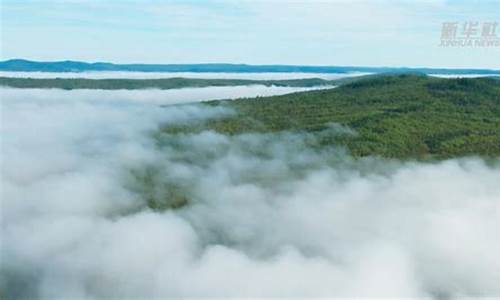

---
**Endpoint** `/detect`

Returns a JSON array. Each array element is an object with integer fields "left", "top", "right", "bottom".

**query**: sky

[{"left": 1, "top": 0, "right": 499, "bottom": 69}]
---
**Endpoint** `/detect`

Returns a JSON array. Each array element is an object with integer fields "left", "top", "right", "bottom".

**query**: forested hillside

[{"left": 164, "top": 74, "right": 500, "bottom": 158}]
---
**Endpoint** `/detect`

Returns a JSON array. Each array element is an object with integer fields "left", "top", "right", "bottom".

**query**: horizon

[{"left": 2, "top": 58, "right": 500, "bottom": 72}]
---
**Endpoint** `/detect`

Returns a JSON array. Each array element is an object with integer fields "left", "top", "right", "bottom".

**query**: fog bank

[
  {"left": 1, "top": 88, "right": 499, "bottom": 298},
  {"left": 0, "top": 71, "right": 369, "bottom": 80},
  {"left": 0, "top": 85, "right": 333, "bottom": 106}
]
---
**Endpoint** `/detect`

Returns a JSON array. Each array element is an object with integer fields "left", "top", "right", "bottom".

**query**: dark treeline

[{"left": 0, "top": 77, "right": 334, "bottom": 89}]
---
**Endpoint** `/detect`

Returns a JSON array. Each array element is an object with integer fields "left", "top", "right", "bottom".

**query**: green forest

[{"left": 164, "top": 74, "right": 500, "bottom": 159}]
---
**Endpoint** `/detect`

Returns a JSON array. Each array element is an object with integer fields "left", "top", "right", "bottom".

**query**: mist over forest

[
  {"left": 2, "top": 80, "right": 500, "bottom": 297},
  {"left": 2, "top": 0, "right": 500, "bottom": 297}
]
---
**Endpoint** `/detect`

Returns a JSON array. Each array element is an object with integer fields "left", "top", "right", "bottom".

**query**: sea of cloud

[
  {"left": 1, "top": 87, "right": 499, "bottom": 298},
  {"left": 0, "top": 85, "right": 332, "bottom": 106},
  {"left": 0, "top": 71, "right": 370, "bottom": 80}
]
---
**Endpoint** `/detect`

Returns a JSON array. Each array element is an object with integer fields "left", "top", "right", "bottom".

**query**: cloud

[
  {"left": 1, "top": 87, "right": 500, "bottom": 298},
  {"left": 0, "top": 85, "right": 332, "bottom": 106},
  {"left": 0, "top": 71, "right": 367, "bottom": 80}
]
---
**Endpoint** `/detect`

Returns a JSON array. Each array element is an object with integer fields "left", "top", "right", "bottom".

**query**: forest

[{"left": 163, "top": 74, "right": 500, "bottom": 159}]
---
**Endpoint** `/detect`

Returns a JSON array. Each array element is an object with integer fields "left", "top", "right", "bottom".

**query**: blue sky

[{"left": 1, "top": 0, "right": 499, "bottom": 68}]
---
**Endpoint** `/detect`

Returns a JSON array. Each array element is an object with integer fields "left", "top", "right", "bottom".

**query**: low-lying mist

[
  {"left": 1, "top": 87, "right": 499, "bottom": 298},
  {"left": 0, "top": 85, "right": 330, "bottom": 106},
  {"left": 0, "top": 71, "right": 369, "bottom": 80}
]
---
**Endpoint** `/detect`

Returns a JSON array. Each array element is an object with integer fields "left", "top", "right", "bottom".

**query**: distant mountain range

[{"left": 1, "top": 59, "right": 499, "bottom": 75}]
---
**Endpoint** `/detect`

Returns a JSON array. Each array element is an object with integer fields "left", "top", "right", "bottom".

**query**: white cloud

[
  {"left": 0, "top": 85, "right": 333, "bottom": 107},
  {"left": 1, "top": 87, "right": 500, "bottom": 298},
  {"left": 0, "top": 71, "right": 367, "bottom": 80}
]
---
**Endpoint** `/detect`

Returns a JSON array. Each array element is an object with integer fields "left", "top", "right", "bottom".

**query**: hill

[
  {"left": 1, "top": 59, "right": 499, "bottom": 75},
  {"left": 164, "top": 74, "right": 500, "bottom": 159}
]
